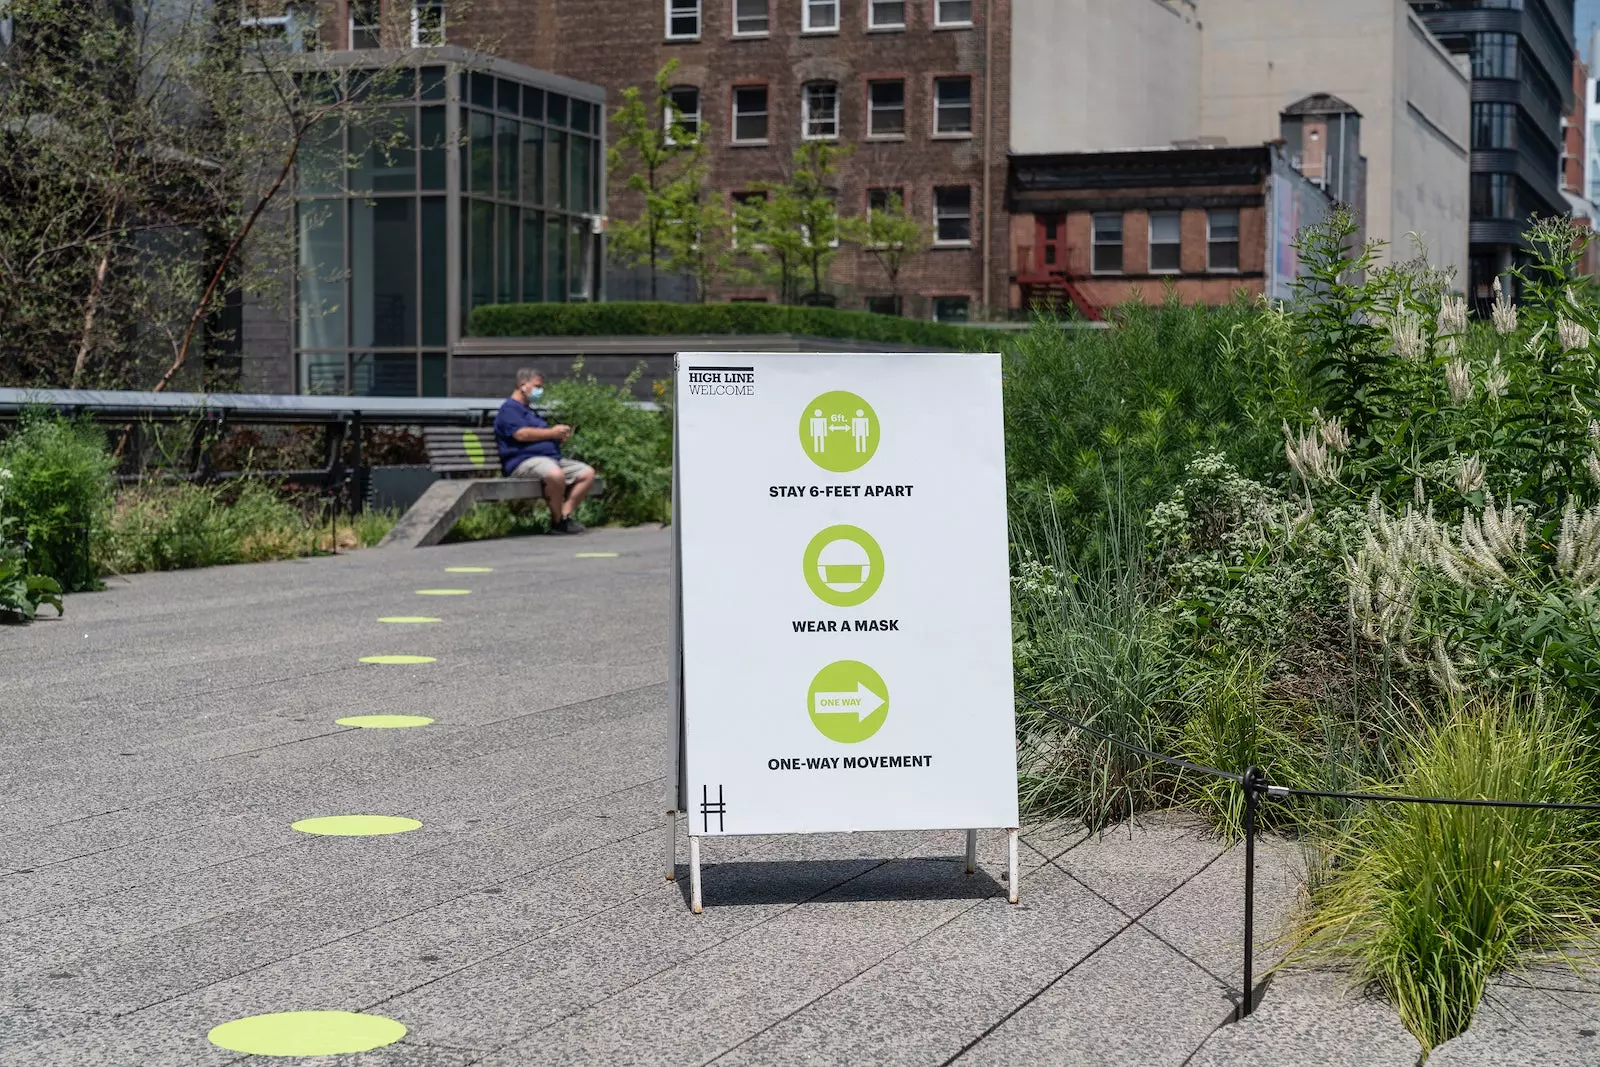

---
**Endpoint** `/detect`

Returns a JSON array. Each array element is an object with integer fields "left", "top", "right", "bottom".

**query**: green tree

[
  {"left": 840, "top": 190, "right": 930, "bottom": 314},
  {"left": 740, "top": 142, "right": 850, "bottom": 304},
  {"left": 606, "top": 59, "right": 696, "bottom": 300},
  {"left": 656, "top": 156, "right": 734, "bottom": 303}
]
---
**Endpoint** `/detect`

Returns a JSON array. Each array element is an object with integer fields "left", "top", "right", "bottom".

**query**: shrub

[
  {"left": 98, "top": 480, "right": 310, "bottom": 573},
  {"left": 1291, "top": 693, "right": 1600, "bottom": 1053},
  {"left": 545, "top": 360, "right": 671, "bottom": 526},
  {"left": 445, "top": 499, "right": 552, "bottom": 542},
  {"left": 0, "top": 410, "right": 115, "bottom": 592},
  {"left": 469, "top": 300, "right": 986, "bottom": 350},
  {"left": 0, "top": 467, "right": 63, "bottom": 621}
]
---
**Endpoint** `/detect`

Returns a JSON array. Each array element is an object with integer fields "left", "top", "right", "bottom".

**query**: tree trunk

[{"left": 71, "top": 244, "right": 113, "bottom": 389}]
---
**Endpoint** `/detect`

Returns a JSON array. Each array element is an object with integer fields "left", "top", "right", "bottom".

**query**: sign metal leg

[
  {"left": 964, "top": 829, "right": 977, "bottom": 874},
  {"left": 689, "top": 836, "right": 703, "bottom": 914},
  {"left": 1007, "top": 828, "right": 1019, "bottom": 904},
  {"left": 664, "top": 809, "right": 677, "bottom": 881}
]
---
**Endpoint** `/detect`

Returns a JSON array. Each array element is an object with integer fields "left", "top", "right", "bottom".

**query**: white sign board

[{"left": 670, "top": 352, "right": 1018, "bottom": 838}]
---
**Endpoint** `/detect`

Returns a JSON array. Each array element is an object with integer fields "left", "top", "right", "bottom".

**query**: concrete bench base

[{"left": 378, "top": 478, "right": 546, "bottom": 549}]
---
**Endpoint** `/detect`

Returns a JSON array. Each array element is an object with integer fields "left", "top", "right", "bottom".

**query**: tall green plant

[
  {"left": 607, "top": 60, "right": 698, "bottom": 299},
  {"left": 0, "top": 410, "right": 114, "bottom": 592},
  {"left": 545, "top": 361, "right": 671, "bottom": 526}
]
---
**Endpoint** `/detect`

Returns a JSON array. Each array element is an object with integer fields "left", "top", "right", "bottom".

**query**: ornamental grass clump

[{"left": 1291, "top": 694, "right": 1600, "bottom": 1054}]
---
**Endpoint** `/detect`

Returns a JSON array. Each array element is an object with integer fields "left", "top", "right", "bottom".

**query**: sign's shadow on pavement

[{"left": 672, "top": 856, "right": 1008, "bottom": 910}]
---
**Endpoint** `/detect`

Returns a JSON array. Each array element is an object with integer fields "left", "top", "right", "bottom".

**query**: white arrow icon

[{"left": 812, "top": 683, "right": 887, "bottom": 722}]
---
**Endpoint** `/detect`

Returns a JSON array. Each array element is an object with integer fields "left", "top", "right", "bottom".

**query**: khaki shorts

[{"left": 511, "top": 456, "right": 591, "bottom": 485}]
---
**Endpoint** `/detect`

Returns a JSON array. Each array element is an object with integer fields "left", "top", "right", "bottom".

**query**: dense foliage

[
  {"left": 468, "top": 300, "right": 986, "bottom": 349},
  {"left": 0, "top": 411, "right": 114, "bottom": 593}
]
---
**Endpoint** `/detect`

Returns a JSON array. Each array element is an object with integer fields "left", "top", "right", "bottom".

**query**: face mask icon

[
  {"left": 817, "top": 536, "right": 872, "bottom": 594},
  {"left": 804, "top": 525, "right": 884, "bottom": 607}
]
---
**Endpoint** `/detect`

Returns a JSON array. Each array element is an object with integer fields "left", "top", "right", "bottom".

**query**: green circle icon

[
  {"left": 803, "top": 525, "right": 885, "bottom": 607},
  {"left": 799, "top": 391, "right": 879, "bottom": 472},
  {"left": 808, "top": 660, "right": 890, "bottom": 744}
]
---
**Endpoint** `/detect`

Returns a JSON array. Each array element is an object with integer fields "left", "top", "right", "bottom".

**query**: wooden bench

[{"left": 377, "top": 426, "right": 600, "bottom": 549}]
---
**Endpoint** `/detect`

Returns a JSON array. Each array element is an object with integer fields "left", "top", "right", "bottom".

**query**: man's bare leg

[
  {"left": 543, "top": 467, "right": 566, "bottom": 522},
  {"left": 563, "top": 466, "right": 596, "bottom": 519}
]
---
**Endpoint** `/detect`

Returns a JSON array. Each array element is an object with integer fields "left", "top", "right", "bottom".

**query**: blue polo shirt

[{"left": 494, "top": 398, "right": 560, "bottom": 475}]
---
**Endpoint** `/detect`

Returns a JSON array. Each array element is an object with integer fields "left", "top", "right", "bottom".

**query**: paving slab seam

[
  {"left": 197, "top": 725, "right": 365, "bottom": 763},
  {"left": 698, "top": 889, "right": 1002, "bottom": 1066},
  {"left": 457, "top": 857, "right": 907, "bottom": 1064},
  {"left": 941, "top": 846, "right": 1232, "bottom": 1066},
  {"left": 94, "top": 816, "right": 672, "bottom": 1020}
]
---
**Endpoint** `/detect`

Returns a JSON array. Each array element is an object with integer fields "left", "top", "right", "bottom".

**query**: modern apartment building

[{"left": 1409, "top": 0, "right": 1576, "bottom": 304}]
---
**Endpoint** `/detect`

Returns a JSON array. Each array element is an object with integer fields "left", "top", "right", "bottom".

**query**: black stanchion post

[{"left": 1239, "top": 764, "right": 1264, "bottom": 1021}]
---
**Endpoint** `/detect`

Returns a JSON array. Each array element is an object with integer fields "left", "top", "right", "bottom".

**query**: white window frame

[
  {"left": 731, "top": 85, "right": 770, "bottom": 145},
  {"left": 242, "top": 14, "right": 308, "bottom": 52},
  {"left": 1207, "top": 208, "right": 1241, "bottom": 272},
  {"left": 869, "top": 0, "right": 907, "bottom": 29},
  {"left": 933, "top": 186, "right": 973, "bottom": 246},
  {"left": 933, "top": 76, "right": 973, "bottom": 137},
  {"left": 867, "top": 79, "right": 906, "bottom": 139},
  {"left": 348, "top": 1, "right": 379, "bottom": 49},
  {"left": 1148, "top": 210, "right": 1181, "bottom": 274},
  {"left": 934, "top": 0, "right": 973, "bottom": 27},
  {"left": 666, "top": 0, "right": 701, "bottom": 40},
  {"left": 802, "top": 82, "right": 840, "bottom": 141},
  {"left": 664, "top": 85, "right": 701, "bottom": 144},
  {"left": 1092, "top": 212, "right": 1124, "bottom": 275},
  {"left": 803, "top": 0, "right": 840, "bottom": 33},
  {"left": 410, "top": 1, "right": 445, "bottom": 46},
  {"left": 733, "top": 0, "right": 769, "bottom": 36}
]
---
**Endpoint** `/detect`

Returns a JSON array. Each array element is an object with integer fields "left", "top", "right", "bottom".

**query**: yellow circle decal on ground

[
  {"left": 415, "top": 589, "right": 471, "bottom": 595},
  {"left": 336, "top": 715, "right": 434, "bottom": 728},
  {"left": 208, "top": 1011, "right": 406, "bottom": 1056},
  {"left": 378, "top": 616, "right": 441, "bottom": 624},
  {"left": 359, "top": 655, "right": 436, "bottom": 665},
  {"left": 575, "top": 553, "right": 619, "bottom": 558},
  {"left": 445, "top": 566, "right": 493, "bottom": 573},
  {"left": 292, "top": 815, "right": 421, "bottom": 836}
]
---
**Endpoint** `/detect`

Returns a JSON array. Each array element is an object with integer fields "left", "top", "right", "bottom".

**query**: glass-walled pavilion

[{"left": 294, "top": 47, "right": 605, "bottom": 396}]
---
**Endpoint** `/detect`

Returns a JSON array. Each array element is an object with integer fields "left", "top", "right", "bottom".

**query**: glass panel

[
  {"left": 568, "top": 220, "right": 585, "bottom": 300},
  {"left": 497, "top": 77, "right": 519, "bottom": 114},
  {"left": 469, "top": 109, "right": 493, "bottom": 193},
  {"left": 350, "top": 197, "right": 417, "bottom": 347},
  {"left": 547, "top": 93, "right": 568, "bottom": 127},
  {"left": 545, "top": 214, "right": 565, "bottom": 301},
  {"left": 521, "top": 122, "right": 545, "bottom": 204},
  {"left": 546, "top": 129, "right": 567, "bottom": 209},
  {"left": 571, "top": 137, "right": 593, "bottom": 213},
  {"left": 420, "top": 66, "right": 446, "bottom": 100},
  {"left": 523, "top": 85, "right": 544, "bottom": 120},
  {"left": 421, "top": 196, "right": 446, "bottom": 346},
  {"left": 571, "top": 100, "right": 593, "bottom": 133},
  {"left": 496, "top": 116, "right": 519, "bottom": 198},
  {"left": 351, "top": 108, "right": 417, "bottom": 193},
  {"left": 522, "top": 211, "right": 543, "bottom": 300},
  {"left": 1149, "top": 211, "right": 1180, "bottom": 243},
  {"left": 297, "top": 201, "right": 345, "bottom": 350},
  {"left": 419, "top": 106, "right": 446, "bottom": 190},
  {"left": 300, "top": 353, "right": 346, "bottom": 395},
  {"left": 422, "top": 352, "right": 448, "bottom": 396},
  {"left": 471, "top": 199, "right": 493, "bottom": 311},
  {"left": 497, "top": 204, "right": 519, "bottom": 304},
  {"left": 471, "top": 72, "right": 494, "bottom": 109},
  {"left": 298, "top": 116, "right": 343, "bottom": 195},
  {"left": 459, "top": 197, "right": 470, "bottom": 331},
  {"left": 351, "top": 352, "right": 418, "bottom": 397}
]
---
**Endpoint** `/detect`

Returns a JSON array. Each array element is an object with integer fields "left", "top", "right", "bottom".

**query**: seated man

[{"left": 493, "top": 368, "right": 596, "bottom": 534}]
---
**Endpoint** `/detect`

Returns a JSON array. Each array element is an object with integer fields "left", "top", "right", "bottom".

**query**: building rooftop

[{"left": 1281, "top": 93, "right": 1362, "bottom": 118}]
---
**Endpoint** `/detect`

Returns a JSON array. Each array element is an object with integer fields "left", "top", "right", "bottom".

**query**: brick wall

[{"left": 462, "top": 0, "right": 1013, "bottom": 320}]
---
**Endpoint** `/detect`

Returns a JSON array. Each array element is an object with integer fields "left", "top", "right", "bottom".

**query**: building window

[
  {"left": 350, "top": 1, "right": 379, "bottom": 48},
  {"left": 866, "top": 295, "right": 902, "bottom": 316},
  {"left": 732, "top": 85, "right": 769, "bottom": 143},
  {"left": 870, "top": 0, "right": 906, "bottom": 28},
  {"left": 241, "top": 14, "right": 310, "bottom": 52},
  {"left": 731, "top": 190, "right": 767, "bottom": 248},
  {"left": 1472, "top": 102, "right": 1516, "bottom": 149},
  {"left": 1149, "top": 211, "right": 1180, "bottom": 273},
  {"left": 1471, "top": 173, "right": 1518, "bottom": 219},
  {"left": 734, "top": 0, "right": 769, "bottom": 35},
  {"left": 933, "top": 296, "right": 970, "bottom": 322},
  {"left": 868, "top": 80, "right": 906, "bottom": 137},
  {"left": 1471, "top": 32, "right": 1517, "bottom": 79},
  {"left": 666, "top": 85, "right": 701, "bottom": 142},
  {"left": 934, "top": 186, "right": 972, "bottom": 245},
  {"left": 802, "top": 82, "right": 839, "bottom": 140},
  {"left": 934, "top": 0, "right": 973, "bottom": 27},
  {"left": 667, "top": 0, "right": 701, "bottom": 39},
  {"left": 933, "top": 76, "right": 972, "bottom": 136},
  {"left": 411, "top": 1, "right": 445, "bottom": 45},
  {"left": 804, "top": 0, "right": 839, "bottom": 32},
  {"left": 867, "top": 186, "right": 907, "bottom": 215},
  {"left": 1207, "top": 208, "right": 1240, "bottom": 271},
  {"left": 1092, "top": 212, "right": 1123, "bottom": 274}
]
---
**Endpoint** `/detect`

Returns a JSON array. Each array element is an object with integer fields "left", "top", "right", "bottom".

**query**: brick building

[{"left": 1008, "top": 145, "right": 1334, "bottom": 316}]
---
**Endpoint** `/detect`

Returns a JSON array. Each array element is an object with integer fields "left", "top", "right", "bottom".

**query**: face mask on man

[{"left": 524, "top": 385, "right": 544, "bottom": 402}]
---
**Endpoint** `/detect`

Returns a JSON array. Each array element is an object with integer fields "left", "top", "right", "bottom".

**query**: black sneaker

[{"left": 549, "top": 517, "right": 586, "bottom": 535}]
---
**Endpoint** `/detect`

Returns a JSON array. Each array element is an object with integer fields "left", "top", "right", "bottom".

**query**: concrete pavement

[{"left": 0, "top": 525, "right": 1454, "bottom": 1065}]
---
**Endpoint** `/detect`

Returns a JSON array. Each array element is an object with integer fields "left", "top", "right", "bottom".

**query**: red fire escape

[{"left": 1014, "top": 214, "right": 1101, "bottom": 321}]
